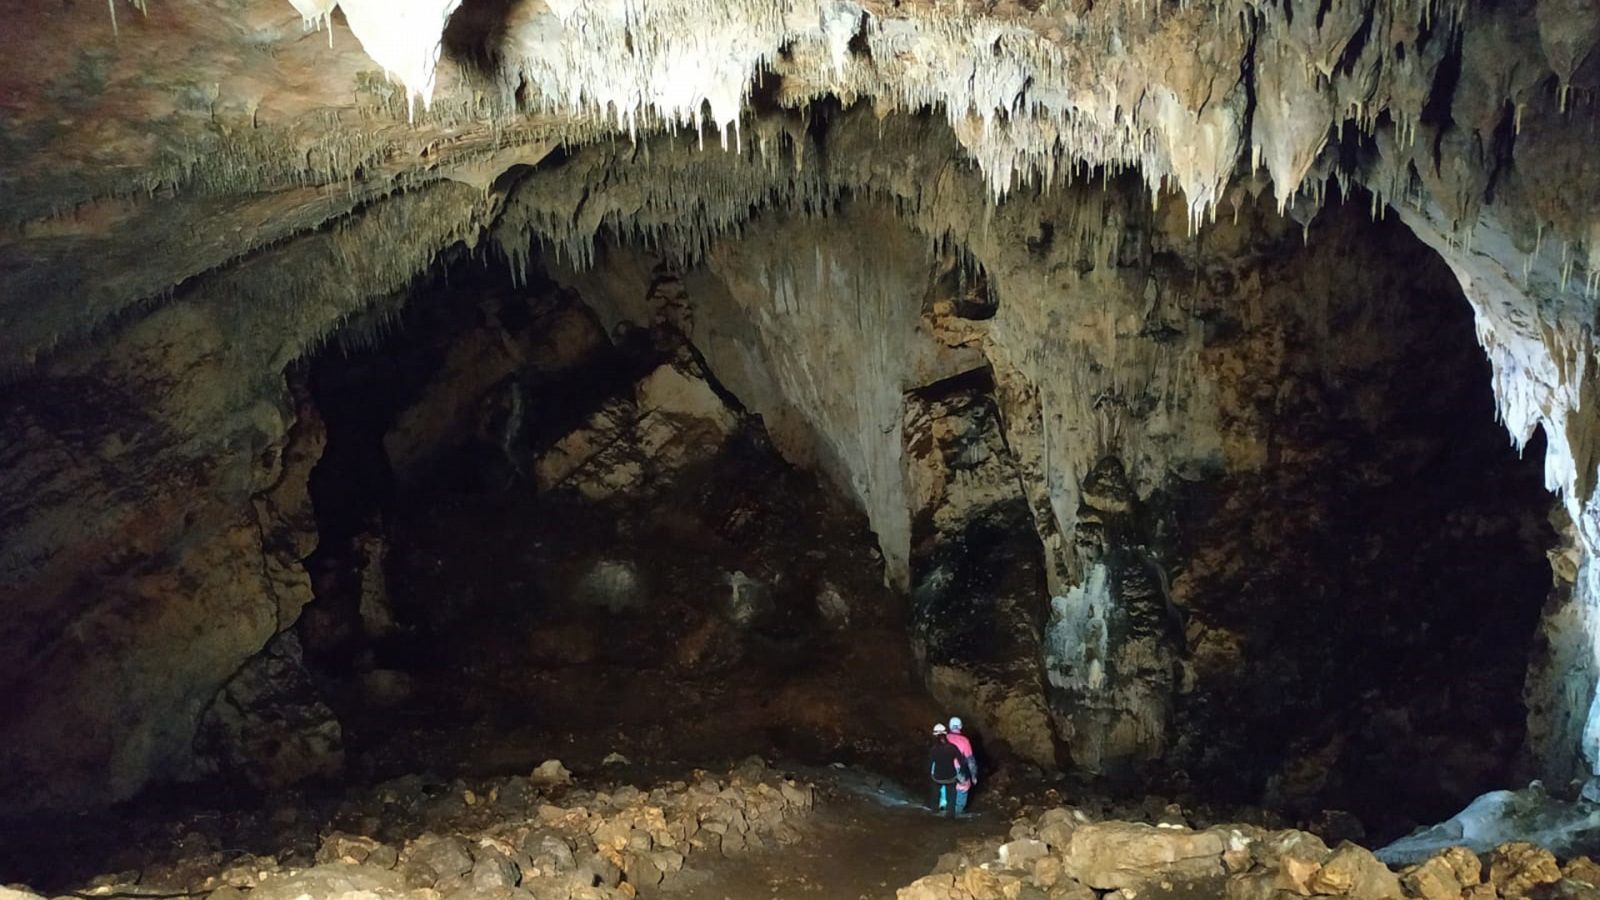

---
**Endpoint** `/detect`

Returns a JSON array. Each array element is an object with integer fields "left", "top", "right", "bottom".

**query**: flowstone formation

[{"left": 0, "top": 0, "right": 1597, "bottom": 821}]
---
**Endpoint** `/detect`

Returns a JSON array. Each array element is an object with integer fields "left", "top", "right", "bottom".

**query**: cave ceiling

[{"left": 5, "top": 0, "right": 1598, "bottom": 537}]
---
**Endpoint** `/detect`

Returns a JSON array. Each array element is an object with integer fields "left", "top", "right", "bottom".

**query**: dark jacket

[{"left": 929, "top": 737, "right": 972, "bottom": 784}]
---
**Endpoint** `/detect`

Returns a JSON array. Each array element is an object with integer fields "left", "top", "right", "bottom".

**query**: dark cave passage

[
  {"left": 294, "top": 263, "right": 941, "bottom": 791},
  {"left": 1147, "top": 198, "right": 1560, "bottom": 842}
]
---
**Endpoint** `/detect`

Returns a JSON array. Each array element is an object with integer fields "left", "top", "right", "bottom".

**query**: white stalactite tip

[
  {"left": 288, "top": 0, "right": 337, "bottom": 28},
  {"left": 308, "top": 0, "right": 464, "bottom": 120}
]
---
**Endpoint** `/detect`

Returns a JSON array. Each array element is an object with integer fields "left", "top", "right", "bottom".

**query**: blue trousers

[{"left": 933, "top": 782, "right": 969, "bottom": 814}]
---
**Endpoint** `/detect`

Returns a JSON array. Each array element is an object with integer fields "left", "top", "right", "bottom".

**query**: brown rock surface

[{"left": 1490, "top": 841, "right": 1563, "bottom": 897}]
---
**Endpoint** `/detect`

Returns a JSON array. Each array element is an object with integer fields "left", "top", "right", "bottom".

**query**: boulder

[
  {"left": 957, "top": 866, "right": 1027, "bottom": 899},
  {"left": 1400, "top": 848, "right": 1477, "bottom": 900},
  {"left": 521, "top": 833, "right": 577, "bottom": 876},
  {"left": 1250, "top": 830, "right": 1331, "bottom": 870},
  {"left": 1306, "top": 842, "right": 1401, "bottom": 898},
  {"left": 470, "top": 846, "right": 523, "bottom": 891},
  {"left": 575, "top": 849, "right": 623, "bottom": 888},
  {"left": 1547, "top": 878, "right": 1600, "bottom": 899},
  {"left": 622, "top": 851, "right": 664, "bottom": 887},
  {"left": 999, "top": 839, "right": 1049, "bottom": 867},
  {"left": 1225, "top": 871, "right": 1304, "bottom": 900},
  {"left": 402, "top": 834, "right": 475, "bottom": 888},
  {"left": 316, "top": 832, "right": 397, "bottom": 868},
  {"left": 1037, "top": 809, "right": 1080, "bottom": 852},
  {"left": 1277, "top": 854, "right": 1321, "bottom": 894},
  {"left": 531, "top": 760, "right": 574, "bottom": 786},
  {"left": 1489, "top": 841, "right": 1562, "bottom": 897},
  {"left": 1565, "top": 856, "right": 1600, "bottom": 887},
  {"left": 1061, "top": 822, "right": 1227, "bottom": 890}
]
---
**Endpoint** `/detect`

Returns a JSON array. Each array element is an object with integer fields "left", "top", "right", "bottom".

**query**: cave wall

[{"left": 0, "top": 182, "right": 490, "bottom": 810}]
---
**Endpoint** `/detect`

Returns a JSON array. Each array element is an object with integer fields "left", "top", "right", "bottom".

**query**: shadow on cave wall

[{"left": 1148, "top": 199, "right": 1557, "bottom": 841}]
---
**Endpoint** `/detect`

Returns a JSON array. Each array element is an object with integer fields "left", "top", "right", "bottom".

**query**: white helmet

[
  {"left": 932, "top": 723, "right": 948, "bottom": 736},
  {"left": 948, "top": 717, "right": 963, "bottom": 733}
]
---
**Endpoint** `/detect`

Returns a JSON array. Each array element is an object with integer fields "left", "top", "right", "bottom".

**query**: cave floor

[
  {"left": 337, "top": 626, "right": 943, "bottom": 787},
  {"left": 644, "top": 782, "right": 1006, "bottom": 900}
]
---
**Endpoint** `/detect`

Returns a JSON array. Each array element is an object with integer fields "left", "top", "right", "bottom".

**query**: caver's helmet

[
  {"left": 948, "top": 717, "right": 963, "bottom": 733},
  {"left": 932, "top": 723, "right": 948, "bottom": 736}
]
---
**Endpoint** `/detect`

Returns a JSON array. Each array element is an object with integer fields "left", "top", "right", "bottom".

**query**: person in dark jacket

[{"left": 929, "top": 723, "right": 972, "bottom": 816}]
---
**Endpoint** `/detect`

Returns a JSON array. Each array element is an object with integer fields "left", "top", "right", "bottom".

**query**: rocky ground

[
  {"left": 899, "top": 805, "right": 1600, "bottom": 900},
  {"left": 9, "top": 762, "right": 1600, "bottom": 900},
  {"left": 0, "top": 758, "right": 818, "bottom": 900}
]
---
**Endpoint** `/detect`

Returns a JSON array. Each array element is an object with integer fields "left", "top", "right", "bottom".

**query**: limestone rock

[
  {"left": 1565, "top": 856, "right": 1600, "bottom": 887},
  {"left": 521, "top": 834, "right": 577, "bottom": 875},
  {"left": 470, "top": 846, "right": 523, "bottom": 891},
  {"left": 999, "top": 839, "right": 1049, "bottom": 867},
  {"left": 1036, "top": 809, "right": 1080, "bottom": 853},
  {"left": 1060, "top": 822, "right": 1226, "bottom": 890},
  {"left": 897, "top": 874, "right": 958, "bottom": 900},
  {"left": 195, "top": 632, "right": 343, "bottom": 789},
  {"left": 316, "top": 833, "right": 398, "bottom": 868},
  {"left": 1045, "top": 881, "right": 1095, "bottom": 900},
  {"left": 402, "top": 835, "right": 476, "bottom": 888},
  {"left": 249, "top": 865, "right": 410, "bottom": 900},
  {"left": 1306, "top": 843, "right": 1401, "bottom": 898},
  {"left": 1401, "top": 848, "right": 1477, "bottom": 900},
  {"left": 1489, "top": 842, "right": 1562, "bottom": 897}
]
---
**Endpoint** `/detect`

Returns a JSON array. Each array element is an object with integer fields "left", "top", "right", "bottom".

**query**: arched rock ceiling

[{"left": 12, "top": 0, "right": 1596, "bottom": 524}]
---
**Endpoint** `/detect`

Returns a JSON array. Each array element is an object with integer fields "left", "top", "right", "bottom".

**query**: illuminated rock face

[{"left": 0, "top": 0, "right": 1596, "bottom": 810}]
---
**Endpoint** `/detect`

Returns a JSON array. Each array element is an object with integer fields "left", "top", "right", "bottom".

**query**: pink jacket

[{"left": 947, "top": 732, "right": 976, "bottom": 787}]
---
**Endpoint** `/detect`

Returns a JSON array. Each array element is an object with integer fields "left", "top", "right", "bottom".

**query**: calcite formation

[{"left": 0, "top": 0, "right": 1597, "bottom": 812}]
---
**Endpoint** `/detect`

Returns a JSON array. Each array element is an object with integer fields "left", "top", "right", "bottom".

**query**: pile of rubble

[
  {"left": 11, "top": 759, "right": 813, "bottom": 900},
  {"left": 898, "top": 808, "right": 1600, "bottom": 899}
]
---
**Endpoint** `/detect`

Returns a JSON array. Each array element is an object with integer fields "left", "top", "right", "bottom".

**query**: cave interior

[{"left": 3, "top": 0, "right": 1600, "bottom": 896}]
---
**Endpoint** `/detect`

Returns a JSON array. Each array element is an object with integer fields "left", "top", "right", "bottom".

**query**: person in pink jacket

[{"left": 946, "top": 717, "right": 977, "bottom": 814}]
